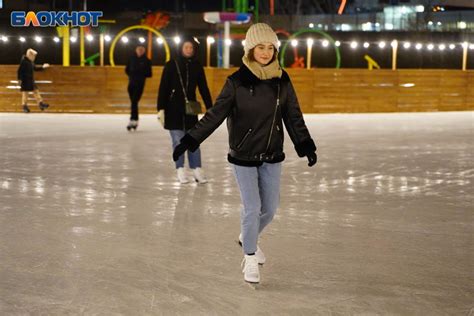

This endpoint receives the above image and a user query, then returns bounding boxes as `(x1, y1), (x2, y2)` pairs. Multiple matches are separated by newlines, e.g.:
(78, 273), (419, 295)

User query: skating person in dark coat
(125, 45), (152, 131)
(157, 35), (213, 184)
(17, 49), (50, 113)
(172, 24), (317, 284)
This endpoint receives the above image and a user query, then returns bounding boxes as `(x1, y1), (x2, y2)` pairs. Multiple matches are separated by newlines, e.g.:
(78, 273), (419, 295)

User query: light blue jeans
(169, 130), (202, 169)
(232, 162), (281, 254)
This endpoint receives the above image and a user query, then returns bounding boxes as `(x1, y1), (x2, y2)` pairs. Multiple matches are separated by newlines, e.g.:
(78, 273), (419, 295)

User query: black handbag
(175, 60), (203, 115)
(185, 100), (202, 115)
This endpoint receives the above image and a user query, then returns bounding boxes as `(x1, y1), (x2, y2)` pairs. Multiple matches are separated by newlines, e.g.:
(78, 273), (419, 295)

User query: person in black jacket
(157, 35), (213, 184)
(172, 23), (317, 284)
(125, 45), (152, 131)
(17, 48), (50, 113)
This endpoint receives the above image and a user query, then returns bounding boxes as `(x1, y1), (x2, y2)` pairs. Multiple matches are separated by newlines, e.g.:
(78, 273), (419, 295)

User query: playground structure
(54, 20), (473, 71)
(108, 25), (170, 67)
(56, 19), (116, 67)
(142, 12), (170, 60)
(275, 30), (305, 68)
(54, 12), (172, 68)
(364, 55), (381, 70)
(25, 0), (471, 71)
(278, 28), (341, 69)
(204, 12), (251, 68)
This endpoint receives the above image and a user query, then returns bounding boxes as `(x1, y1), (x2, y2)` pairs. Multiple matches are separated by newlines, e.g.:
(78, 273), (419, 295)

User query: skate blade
(245, 280), (260, 289)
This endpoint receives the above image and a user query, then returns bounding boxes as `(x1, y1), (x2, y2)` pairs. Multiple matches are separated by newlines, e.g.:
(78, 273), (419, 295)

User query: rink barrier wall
(1, 66), (473, 113)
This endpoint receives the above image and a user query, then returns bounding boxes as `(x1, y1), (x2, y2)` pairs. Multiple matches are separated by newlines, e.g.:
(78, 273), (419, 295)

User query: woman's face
(136, 46), (146, 57)
(182, 42), (195, 58)
(253, 43), (275, 65)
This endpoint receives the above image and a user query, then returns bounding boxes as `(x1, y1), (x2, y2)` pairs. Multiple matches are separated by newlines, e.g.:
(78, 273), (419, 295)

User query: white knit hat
(243, 23), (279, 57)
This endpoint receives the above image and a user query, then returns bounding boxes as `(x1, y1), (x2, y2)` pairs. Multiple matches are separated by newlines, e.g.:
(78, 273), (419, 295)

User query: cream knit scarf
(242, 55), (282, 80)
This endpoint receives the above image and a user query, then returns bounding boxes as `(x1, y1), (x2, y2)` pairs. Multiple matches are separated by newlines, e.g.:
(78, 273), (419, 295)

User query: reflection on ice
(0, 112), (472, 315)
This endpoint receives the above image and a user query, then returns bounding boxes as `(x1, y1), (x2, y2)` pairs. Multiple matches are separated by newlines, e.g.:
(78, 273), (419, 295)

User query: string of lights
(1, 34), (473, 51)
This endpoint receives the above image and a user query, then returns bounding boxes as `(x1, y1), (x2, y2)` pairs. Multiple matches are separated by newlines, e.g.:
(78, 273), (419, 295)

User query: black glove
(306, 152), (317, 167)
(173, 143), (189, 161)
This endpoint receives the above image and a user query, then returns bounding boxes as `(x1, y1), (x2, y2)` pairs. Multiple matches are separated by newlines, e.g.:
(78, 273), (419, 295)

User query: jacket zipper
(265, 84), (280, 153)
(237, 128), (252, 149)
(169, 89), (175, 101)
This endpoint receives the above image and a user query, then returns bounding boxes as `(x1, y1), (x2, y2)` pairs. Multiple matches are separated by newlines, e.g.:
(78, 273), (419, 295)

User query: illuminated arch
(109, 25), (170, 67)
(276, 29), (304, 68)
(279, 29), (341, 69)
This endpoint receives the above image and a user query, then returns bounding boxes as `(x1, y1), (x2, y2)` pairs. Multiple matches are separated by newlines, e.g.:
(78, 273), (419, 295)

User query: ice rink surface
(1, 112), (473, 315)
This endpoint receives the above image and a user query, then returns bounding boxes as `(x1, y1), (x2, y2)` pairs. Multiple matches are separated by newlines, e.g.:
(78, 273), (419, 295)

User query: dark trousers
(128, 80), (145, 121)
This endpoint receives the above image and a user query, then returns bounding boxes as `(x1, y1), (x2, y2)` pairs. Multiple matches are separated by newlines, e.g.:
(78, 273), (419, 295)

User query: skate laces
(242, 256), (258, 274)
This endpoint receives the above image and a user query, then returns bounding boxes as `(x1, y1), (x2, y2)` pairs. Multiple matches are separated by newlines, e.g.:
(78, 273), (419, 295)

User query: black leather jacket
(182, 65), (316, 166)
(17, 56), (44, 92)
(125, 54), (152, 83)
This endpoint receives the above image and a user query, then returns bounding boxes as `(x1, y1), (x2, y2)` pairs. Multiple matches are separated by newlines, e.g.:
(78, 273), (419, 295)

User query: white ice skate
(239, 234), (266, 265)
(177, 167), (189, 184)
(192, 167), (208, 184)
(126, 120), (138, 131)
(241, 255), (260, 284)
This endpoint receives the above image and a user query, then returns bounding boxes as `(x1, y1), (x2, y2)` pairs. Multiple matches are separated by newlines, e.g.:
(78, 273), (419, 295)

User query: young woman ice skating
(125, 45), (152, 131)
(172, 23), (317, 284)
(157, 36), (213, 184)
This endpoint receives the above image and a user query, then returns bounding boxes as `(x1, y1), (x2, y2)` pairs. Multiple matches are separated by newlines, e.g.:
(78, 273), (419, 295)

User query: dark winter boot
(39, 102), (49, 111)
(22, 105), (30, 113)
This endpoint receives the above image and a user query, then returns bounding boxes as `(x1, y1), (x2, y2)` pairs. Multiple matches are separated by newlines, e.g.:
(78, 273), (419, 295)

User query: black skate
(39, 102), (49, 111)
(23, 105), (30, 113)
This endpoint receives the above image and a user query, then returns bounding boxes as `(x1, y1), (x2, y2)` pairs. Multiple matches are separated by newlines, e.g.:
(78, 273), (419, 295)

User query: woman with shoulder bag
(157, 36), (213, 184)
(172, 24), (317, 284)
